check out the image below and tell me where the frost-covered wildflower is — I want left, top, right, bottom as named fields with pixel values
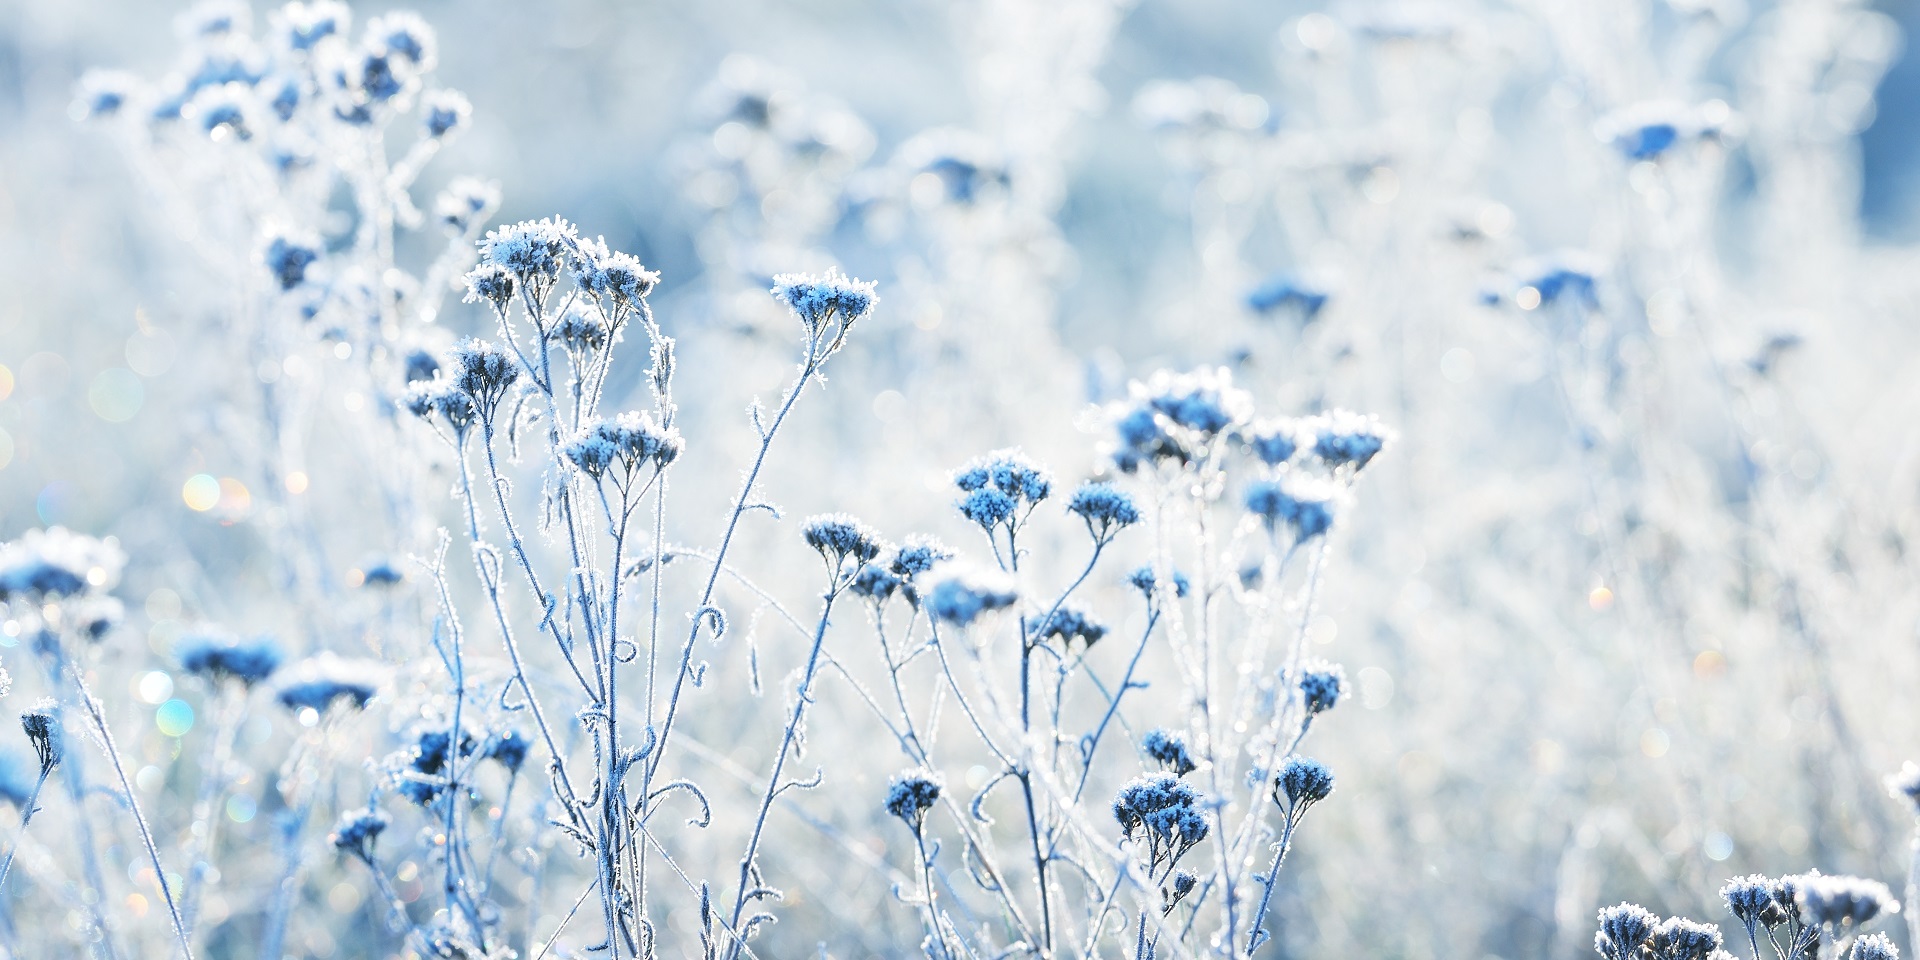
left=275, top=655, right=383, bottom=712
left=850, top=563, right=903, bottom=604
left=1304, top=410, right=1389, bottom=471
left=1142, top=728, right=1196, bottom=776
left=1595, top=903, right=1659, bottom=960
left=895, top=127, right=1009, bottom=204
left=1796, top=875, right=1899, bottom=929
left=1646, top=916, right=1723, bottom=960
left=802, top=514, right=883, bottom=576
left=857, top=536, right=952, bottom=606
left=187, top=81, right=252, bottom=140
left=448, top=338, right=519, bottom=418
left=264, top=232, right=321, bottom=290
left=1113, top=774, right=1210, bottom=866
left=1273, top=757, right=1334, bottom=812
left=420, top=87, right=469, bottom=138
left=1111, top=404, right=1187, bottom=472
left=565, top=411, right=683, bottom=479
left=21, top=702, right=61, bottom=776
left=926, top=568, right=1019, bottom=627
left=278, top=1, right=350, bottom=52
left=885, top=771, right=942, bottom=831
left=1299, top=663, right=1346, bottom=715
left=486, top=729, right=530, bottom=773
left=434, top=176, right=499, bottom=235
left=1127, top=565, right=1190, bottom=600
left=953, top=450, right=1053, bottom=535
left=462, top=262, right=516, bottom=308
left=1593, top=100, right=1726, bottom=160
left=0, top=528, right=124, bottom=602
left=1501, top=250, right=1605, bottom=310
left=551, top=299, right=614, bottom=353
left=404, top=380, right=478, bottom=437
left=1067, top=482, right=1140, bottom=542
left=892, top=536, right=952, bottom=579
left=1243, top=475, right=1338, bottom=540
left=403, top=349, right=441, bottom=383
left=1246, top=273, right=1330, bottom=319
left=178, top=630, right=283, bottom=687
left=770, top=268, right=876, bottom=354
left=1772, top=874, right=1812, bottom=925
left=571, top=236, right=659, bottom=310
left=329, top=806, right=388, bottom=863
left=395, top=729, right=477, bottom=806
left=1164, top=869, right=1199, bottom=913
left=366, top=12, right=437, bottom=71
left=1141, top=367, right=1253, bottom=437
left=479, top=217, right=577, bottom=296
left=74, top=69, right=142, bottom=120
left=1245, top=420, right=1302, bottom=466
left=1029, top=606, right=1106, bottom=648
left=1722, top=875, right=1785, bottom=932
left=1852, top=932, right=1900, bottom=960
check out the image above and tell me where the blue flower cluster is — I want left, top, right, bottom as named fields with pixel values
left=1141, top=728, right=1196, bottom=776
left=178, top=631, right=284, bottom=687
left=564, top=411, right=684, bottom=480
left=1113, top=774, right=1210, bottom=869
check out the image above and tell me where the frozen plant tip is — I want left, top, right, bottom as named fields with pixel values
left=1142, top=728, right=1196, bottom=776
left=22, top=702, right=61, bottom=775
left=329, top=807, right=389, bottom=863
left=1304, top=409, right=1390, bottom=472
left=178, top=631, right=284, bottom=686
left=1299, top=662, right=1347, bottom=715
left=1646, top=916, right=1723, bottom=960
left=802, top=514, right=883, bottom=578
left=1595, top=903, right=1659, bottom=960
left=1722, top=875, right=1786, bottom=932
left=1852, top=932, right=1900, bottom=960
left=1244, top=475, right=1337, bottom=541
left=1028, top=605, right=1106, bottom=648
left=1274, top=757, right=1335, bottom=814
left=771, top=267, right=877, bottom=355
left=885, top=771, right=942, bottom=831
left=1067, top=482, right=1141, bottom=542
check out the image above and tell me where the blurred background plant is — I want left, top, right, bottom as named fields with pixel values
left=4, top=0, right=1920, bottom=957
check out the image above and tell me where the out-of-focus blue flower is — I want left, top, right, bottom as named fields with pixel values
left=1142, top=728, right=1196, bottom=776
left=1298, top=662, right=1346, bottom=715
left=1246, top=273, right=1330, bottom=319
left=1029, top=605, right=1106, bottom=648
left=926, top=569, right=1019, bottom=627
left=1304, top=409, right=1390, bottom=471
left=1127, top=565, right=1190, bottom=600
left=264, top=233, right=321, bottom=290
left=421, top=88, right=470, bottom=138
left=279, top=1, right=351, bottom=52
left=329, top=806, right=388, bottom=861
left=1243, top=475, right=1338, bottom=540
left=275, top=655, right=383, bottom=713
left=178, top=630, right=283, bottom=687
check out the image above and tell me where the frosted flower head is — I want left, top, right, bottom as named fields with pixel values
left=1112, top=774, right=1209, bottom=865
left=1797, top=875, right=1899, bottom=930
left=1127, top=565, right=1190, bottom=601
left=1110, top=404, right=1187, bottom=472
left=1594, top=100, right=1724, bottom=161
left=21, top=701, right=61, bottom=775
left=462, top=262, right=516, bottom=307
left=449, top=338, right=520, bottom=417
left=74, top=70, right=142, bottom=120
left=434, top=176, right=499, bottom=235
left=264, top=232, right=321, bottom=290
left=395, top=728, right=477, bottom=806
left=802, top=514, right=883, bottom=577
left=565, top=411, right=683, bottom=479
left=403, top=349, right=441, bottom=384
left=1647, top=917, right=1723, bottom=960
left=0, top=528, right=124, bottom=602
left=1722, top=875, right=1786, bottom=930
left=329, top=806, right=388, bottom=862
left=1244, top=420, right=1302, bottom=466
left=404, top=380, right=478, bottom=437
left=278, top=1, right=351, bottom=52
left=1246, top=274, right=1330, bottom=319
left=480, top=217, right=578, bottom=295
left=186, top=81, right=253, bottom=141
left=178, top=0, right=250, bottom=40
left=1851, top=932, right=1900, bottom=960
left=1243, top=475, right=1338, bottom=541
left=885, top=771, right=942, bottom=830
left=953, top=450, right=1053, bottom=534
left=1509, top=250, right=1605, bottom=310
left=858, top=536, right=953, bottom=607
left=850, top=563, right=903, bottom=604
left=1141, top=367, right=1254, bottom=438
left=1274, top=756, right=1334, bottom=812
left=421, top=87, right=470, bottom=139
left=178, top=630, right=283, bottom=687
left=1142, top=728, right=1196, bottom=776
left=275, top=655, right=383, bottom=713
left=367, top=12, right=437, bottom=71
left=571, top=236, right=659, bottom=309
left=1029, top=606, right=1106, bottom=649
left=1067, top=482, right=1140, bottom=543
left=1299, top=663, right=1346, bottom=715
left=551, top=300, right=614, bottom=353
left=891, top=536, right=952, bottom=580
left=926, top=568, right=1019, bottom=627
left=1596, top=903, right=1658, bottom=960
left=770, top=268, right=876, bottom=355
left=488, top=730, right=530, bottom=773
left=1305, top=410, right=1390, bottom=471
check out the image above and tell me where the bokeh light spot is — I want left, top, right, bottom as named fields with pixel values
left=183, top=474, right=220, bottom=511
left=155, top=698, right=194, bottom=736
